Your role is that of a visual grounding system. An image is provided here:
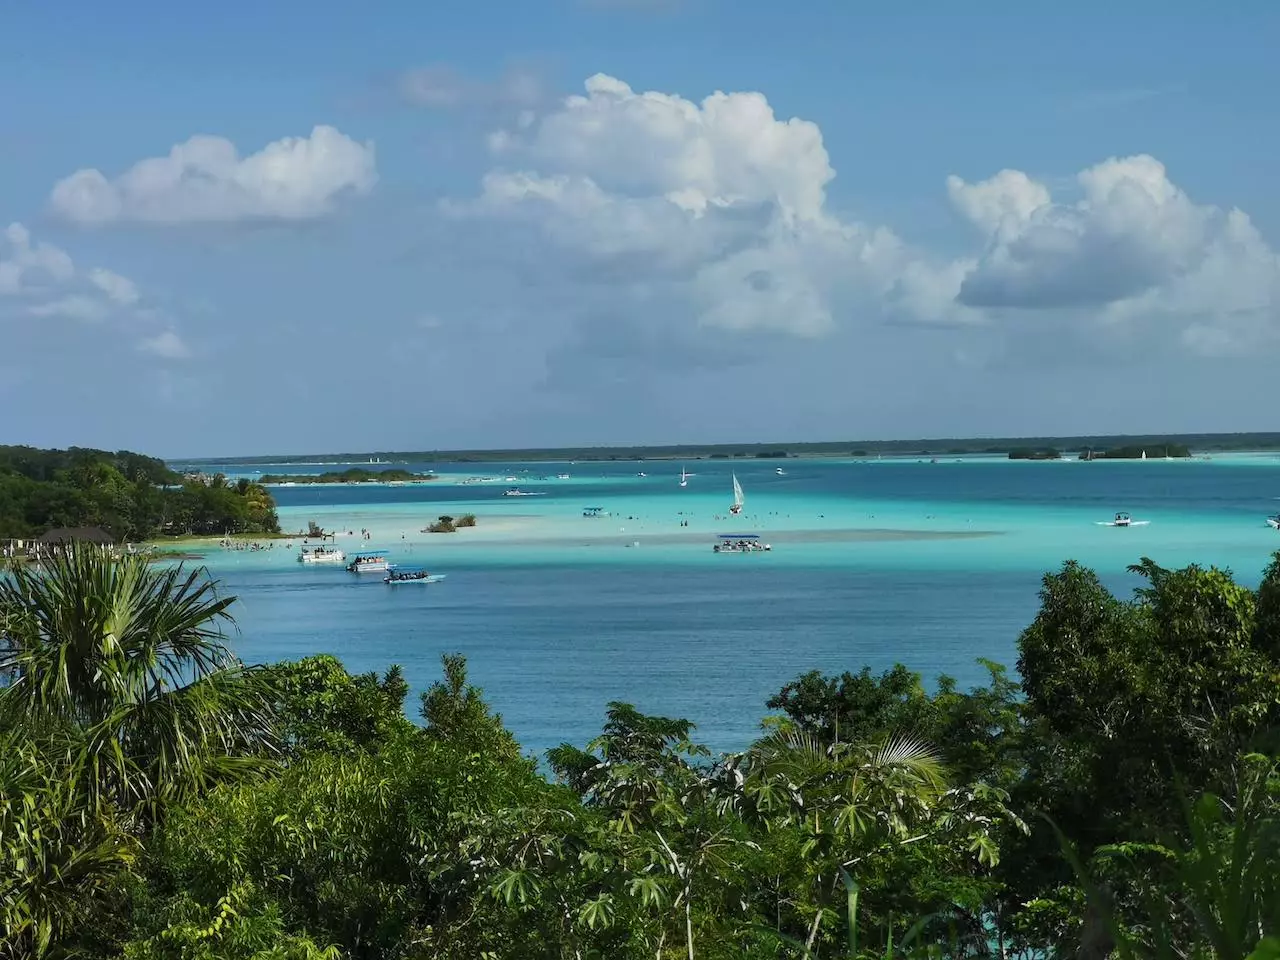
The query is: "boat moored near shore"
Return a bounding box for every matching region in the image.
[298,544,346,564]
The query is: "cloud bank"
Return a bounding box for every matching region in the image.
[453,74,1278,355]
[50,125,377,225]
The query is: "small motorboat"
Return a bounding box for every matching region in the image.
[1096,512,1150,527]
[775,467,786,476]
[384,566,446,584]
[502,488,545,497]
[1267,515,1280,530]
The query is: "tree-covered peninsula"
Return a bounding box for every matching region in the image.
[0,444,279,541]
[4,546,1280,957]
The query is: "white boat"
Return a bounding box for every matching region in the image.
[1096,512,1150,527]
[556,473,571,480]
[298,545,346,564]
[384,567,446,584]
[637,472,647,477]
[729,474,745,515]
[583,506,609,518]
[502,488,545,497]
[679,466,689,488]
[1141,450,1147,460]
[775,467,786,476]
[347,550,390,573]
[713,534,770,553]
[1267,516,1280,530]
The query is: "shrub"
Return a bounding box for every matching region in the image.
[455,514,477,528]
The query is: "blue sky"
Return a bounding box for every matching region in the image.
[2,1,1277,456]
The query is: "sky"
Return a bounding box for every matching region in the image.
[1,1,1278,457]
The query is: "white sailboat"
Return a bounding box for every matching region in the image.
[729,473,744,515]
[679,466,689,488]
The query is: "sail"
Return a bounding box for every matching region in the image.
[731,473,745,509]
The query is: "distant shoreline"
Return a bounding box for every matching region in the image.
[170,432,1280,466]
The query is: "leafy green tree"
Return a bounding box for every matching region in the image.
[270,655,412,756]
[421,653,523,762]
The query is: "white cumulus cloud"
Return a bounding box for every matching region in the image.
[950,155,1216,309]
[455,73,911,338]
[453,75,1279,356]
[944,154,1279,351]
[50,125,377,225]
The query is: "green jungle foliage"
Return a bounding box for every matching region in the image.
[4,547,1280,958]
[0,445,279,540]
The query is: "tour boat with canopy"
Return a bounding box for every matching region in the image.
[384,566,446,584]
[347,550,391,573]
[298,544,346,564]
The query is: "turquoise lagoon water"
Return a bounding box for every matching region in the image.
[172,454,1280,756]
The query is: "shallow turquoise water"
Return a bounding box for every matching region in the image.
[175,454,1280,756]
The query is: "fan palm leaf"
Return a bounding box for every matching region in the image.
[0,547,277,815]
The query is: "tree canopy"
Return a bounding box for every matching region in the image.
[0,445,279,540]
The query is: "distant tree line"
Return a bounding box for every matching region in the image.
[1082,444,1192,460]
[182,430,1280,466]
[259,467,436,484]
[0,445,279,541]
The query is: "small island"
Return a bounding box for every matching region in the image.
[424,514,477,533]
[260,468,438,485]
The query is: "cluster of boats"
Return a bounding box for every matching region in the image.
[297,546,446,584]
[713,535,771,554]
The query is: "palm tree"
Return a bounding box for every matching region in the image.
[0,546,277,817]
